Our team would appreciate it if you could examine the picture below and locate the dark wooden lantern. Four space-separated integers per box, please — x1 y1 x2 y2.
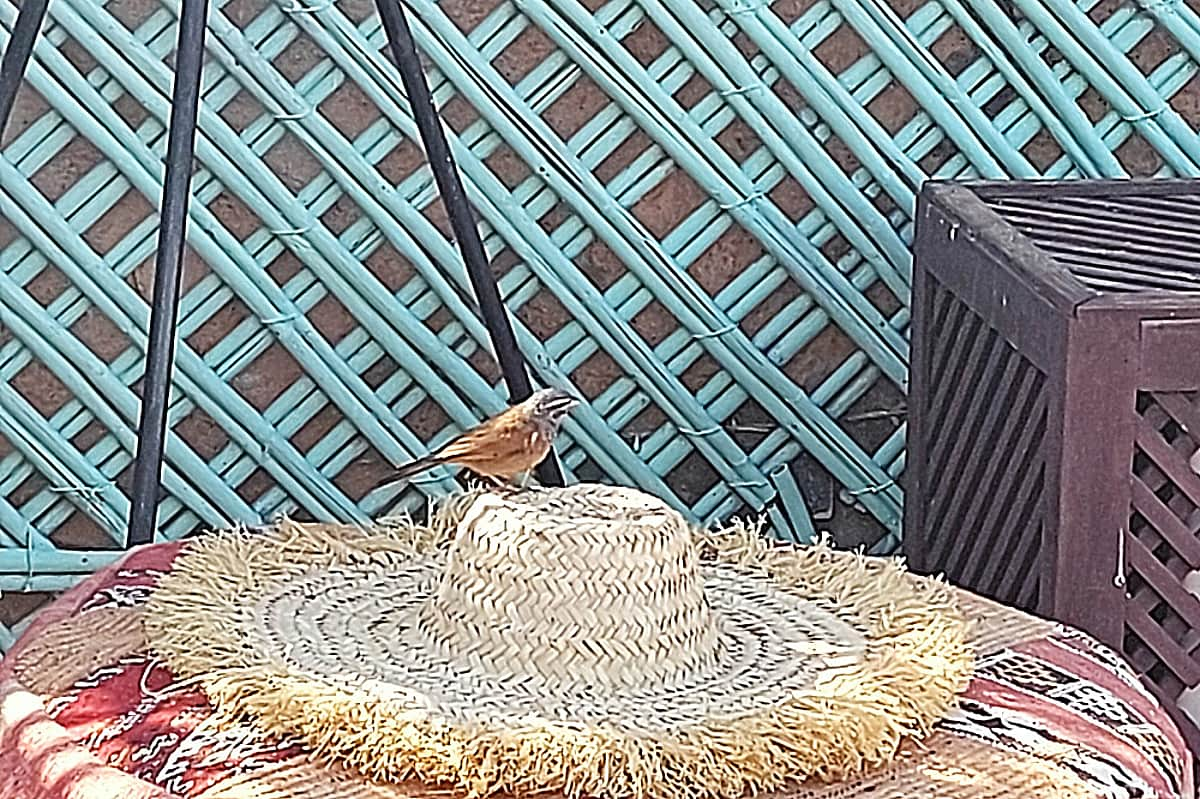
906 178 1200 753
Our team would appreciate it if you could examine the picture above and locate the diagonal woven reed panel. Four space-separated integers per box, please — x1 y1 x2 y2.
0 0 1198 644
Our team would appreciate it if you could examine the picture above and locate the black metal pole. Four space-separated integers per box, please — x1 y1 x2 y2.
0 0 49 141
127 0 209 546
373 0 563 487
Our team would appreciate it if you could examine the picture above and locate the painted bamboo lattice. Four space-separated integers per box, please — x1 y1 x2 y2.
0 0 1199 644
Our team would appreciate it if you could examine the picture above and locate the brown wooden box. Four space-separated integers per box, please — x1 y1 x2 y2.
905 178 1200 754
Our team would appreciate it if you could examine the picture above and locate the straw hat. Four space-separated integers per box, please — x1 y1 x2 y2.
145 483 972 799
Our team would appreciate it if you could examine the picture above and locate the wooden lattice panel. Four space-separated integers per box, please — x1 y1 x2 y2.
911 183 1200 756
1127 391 1200 706
912 276 1048 612
0 0 1198 642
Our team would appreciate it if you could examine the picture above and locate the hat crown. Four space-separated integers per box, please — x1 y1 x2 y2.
417 484 721 688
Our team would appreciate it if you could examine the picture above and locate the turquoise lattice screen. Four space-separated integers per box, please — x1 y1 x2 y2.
1 0 1199 643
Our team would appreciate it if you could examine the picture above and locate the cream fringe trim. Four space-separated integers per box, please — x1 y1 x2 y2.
144 493 973 799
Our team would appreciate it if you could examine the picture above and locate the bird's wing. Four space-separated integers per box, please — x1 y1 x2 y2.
431 406 523 461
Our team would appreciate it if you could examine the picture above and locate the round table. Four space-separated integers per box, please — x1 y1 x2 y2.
0 540 1192 799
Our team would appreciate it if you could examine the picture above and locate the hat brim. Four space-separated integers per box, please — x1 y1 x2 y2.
145 499 972 799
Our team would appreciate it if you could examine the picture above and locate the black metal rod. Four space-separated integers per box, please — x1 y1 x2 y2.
127 0 209 546
374 0 563 486
0 0 49 142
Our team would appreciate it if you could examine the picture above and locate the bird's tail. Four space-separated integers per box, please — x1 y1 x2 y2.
372 455 450 491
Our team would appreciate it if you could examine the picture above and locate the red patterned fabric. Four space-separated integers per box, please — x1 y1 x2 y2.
49 657 301 797
0 544 183 799
0 678 171 799
0 542 1192 799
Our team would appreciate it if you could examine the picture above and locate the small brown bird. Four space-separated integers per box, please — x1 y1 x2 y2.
377 388 579 488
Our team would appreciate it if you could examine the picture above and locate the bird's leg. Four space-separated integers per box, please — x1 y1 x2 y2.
491 474 533 498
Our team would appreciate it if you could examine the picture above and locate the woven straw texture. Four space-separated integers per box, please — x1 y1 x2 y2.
143 484 973 799
1 0 1199 641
